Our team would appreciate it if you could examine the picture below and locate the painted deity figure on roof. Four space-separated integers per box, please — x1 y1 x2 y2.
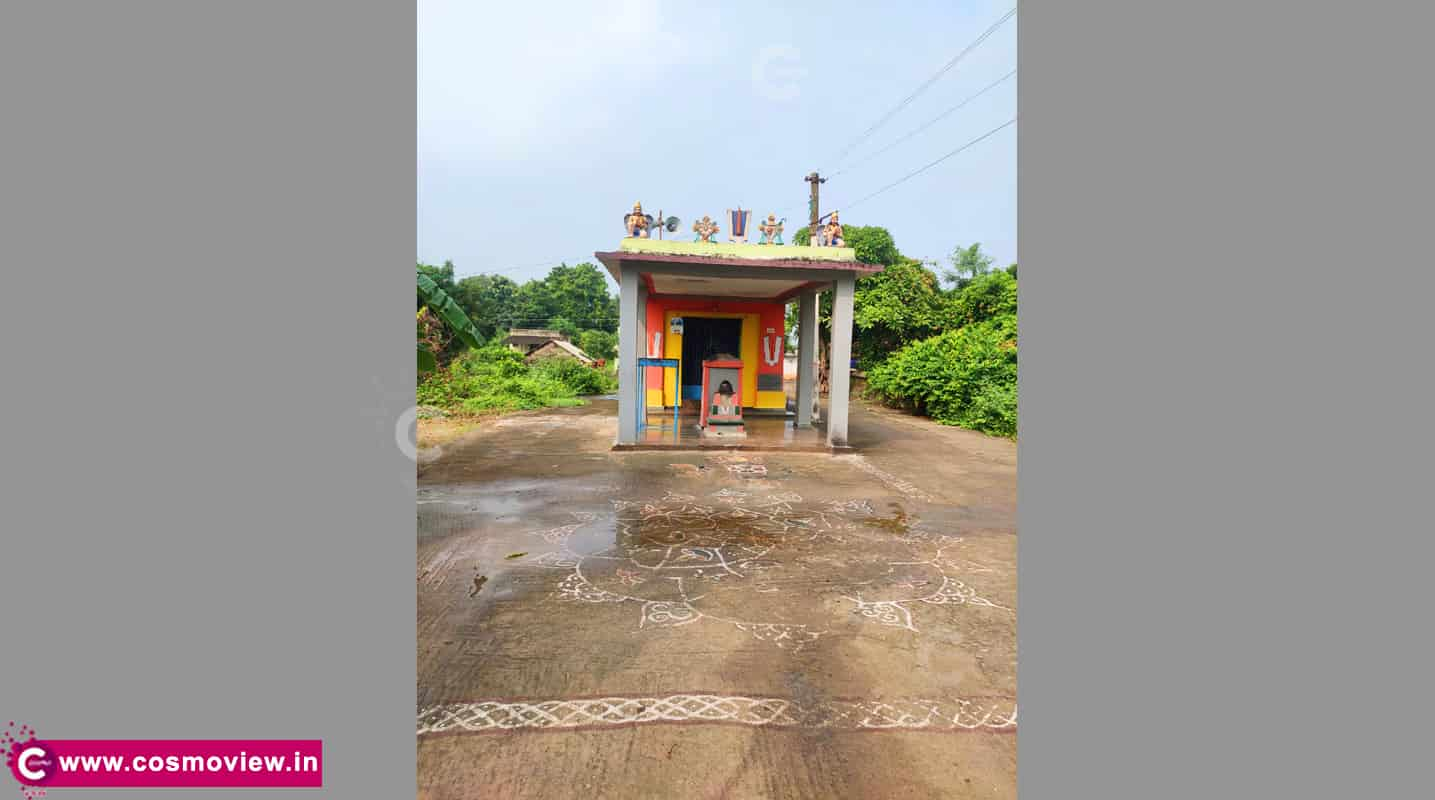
625 202 650 238
819 211 845 247
757 214 784 245
693 215 720 243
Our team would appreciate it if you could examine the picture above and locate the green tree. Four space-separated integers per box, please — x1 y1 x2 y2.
950 270 1017 327
793 222 913 382
505 262 617 334
539 262 618 333
851 259 952 368
943 243 995 288
547 316 580 340
453 274 520 339
576 329 618 361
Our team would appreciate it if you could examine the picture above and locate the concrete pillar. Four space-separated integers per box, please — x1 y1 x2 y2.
617 263 640 444
636 280 648 408
795 291 818 427
827 275 855 447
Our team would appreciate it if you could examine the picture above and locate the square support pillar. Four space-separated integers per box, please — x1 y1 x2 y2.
616 263 641 444
827 275 855 447
637 279 648 405
795 291 818 428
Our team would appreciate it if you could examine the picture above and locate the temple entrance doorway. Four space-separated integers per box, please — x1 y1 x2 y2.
679 316 742 401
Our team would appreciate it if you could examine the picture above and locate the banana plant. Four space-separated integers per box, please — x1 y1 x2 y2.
418 269 484 374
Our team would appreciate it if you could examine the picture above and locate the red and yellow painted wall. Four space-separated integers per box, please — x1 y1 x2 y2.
643 297 786 411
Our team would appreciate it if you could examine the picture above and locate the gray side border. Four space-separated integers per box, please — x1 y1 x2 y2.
1021 2 1431 797
0 2 415 797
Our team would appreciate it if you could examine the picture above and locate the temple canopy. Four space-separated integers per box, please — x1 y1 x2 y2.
596 238 882 449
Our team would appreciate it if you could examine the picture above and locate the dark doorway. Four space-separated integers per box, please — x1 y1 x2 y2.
680 317 742 399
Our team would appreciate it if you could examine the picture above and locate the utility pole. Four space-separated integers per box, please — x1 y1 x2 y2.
805 171 825 244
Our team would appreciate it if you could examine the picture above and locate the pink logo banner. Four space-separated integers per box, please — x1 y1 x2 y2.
7 739 322 789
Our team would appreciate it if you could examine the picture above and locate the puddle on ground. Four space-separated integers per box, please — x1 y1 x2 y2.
419 478 616 543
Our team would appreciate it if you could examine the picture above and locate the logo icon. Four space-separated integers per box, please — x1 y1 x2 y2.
4 723 51 799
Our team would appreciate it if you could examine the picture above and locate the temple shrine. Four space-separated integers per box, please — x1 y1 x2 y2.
596 204 882 448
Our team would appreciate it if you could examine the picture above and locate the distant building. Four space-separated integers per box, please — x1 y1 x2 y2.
503 328 567 355
523 338 596 367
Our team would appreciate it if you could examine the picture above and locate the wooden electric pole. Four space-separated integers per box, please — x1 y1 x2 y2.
805 171 825 244
804 171 832 395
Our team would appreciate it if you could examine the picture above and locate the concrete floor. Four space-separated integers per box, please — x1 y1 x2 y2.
418 398 1016 799
626 410 832 451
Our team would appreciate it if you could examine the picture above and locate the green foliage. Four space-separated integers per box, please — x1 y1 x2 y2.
417 344 614 413
509 262 617 333
452 274 520 340
943 242 995 288
949 270 1017 327
417 260 457 302
865 314 1017 438
547 316 580 340
436 260 621 343
417 269 483 351
792 222 908 354
530 355 618 395
417 264 484 373
852 259 952 369
575 329 618 361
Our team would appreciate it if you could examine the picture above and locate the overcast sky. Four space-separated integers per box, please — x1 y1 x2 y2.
418 0 1017 285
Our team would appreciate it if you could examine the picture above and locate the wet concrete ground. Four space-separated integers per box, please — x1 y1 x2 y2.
418 399 1016 799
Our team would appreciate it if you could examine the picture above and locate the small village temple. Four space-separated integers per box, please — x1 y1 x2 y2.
596 228 882 448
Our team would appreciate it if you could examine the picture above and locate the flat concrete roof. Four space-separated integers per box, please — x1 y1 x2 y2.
596 239 883 288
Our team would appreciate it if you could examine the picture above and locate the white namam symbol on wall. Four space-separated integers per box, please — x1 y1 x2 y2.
527 483 1007 650
761 333 782 366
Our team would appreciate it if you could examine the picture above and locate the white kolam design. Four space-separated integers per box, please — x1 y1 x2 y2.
418 694 1016 735
529 484 1007 648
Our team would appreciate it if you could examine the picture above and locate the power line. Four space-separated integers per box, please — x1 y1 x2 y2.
830 69 1016 179
825 6 1016 169
836 117 1016 214
470 315 622 323
450 256 595 279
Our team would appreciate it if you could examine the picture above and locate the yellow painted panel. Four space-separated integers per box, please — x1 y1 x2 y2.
755 390 787 409
740 315 759 407
662 316 681 404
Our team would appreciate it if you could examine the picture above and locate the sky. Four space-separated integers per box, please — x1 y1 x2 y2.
418 0 1017 288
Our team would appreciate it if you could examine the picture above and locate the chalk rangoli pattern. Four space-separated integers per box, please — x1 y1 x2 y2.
522 485 1007 648
417 694 1016 735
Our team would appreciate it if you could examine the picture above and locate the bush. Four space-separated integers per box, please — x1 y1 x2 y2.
949 271 1017 327
530 355 618 396
416 344 616 414
865 314 1016 437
